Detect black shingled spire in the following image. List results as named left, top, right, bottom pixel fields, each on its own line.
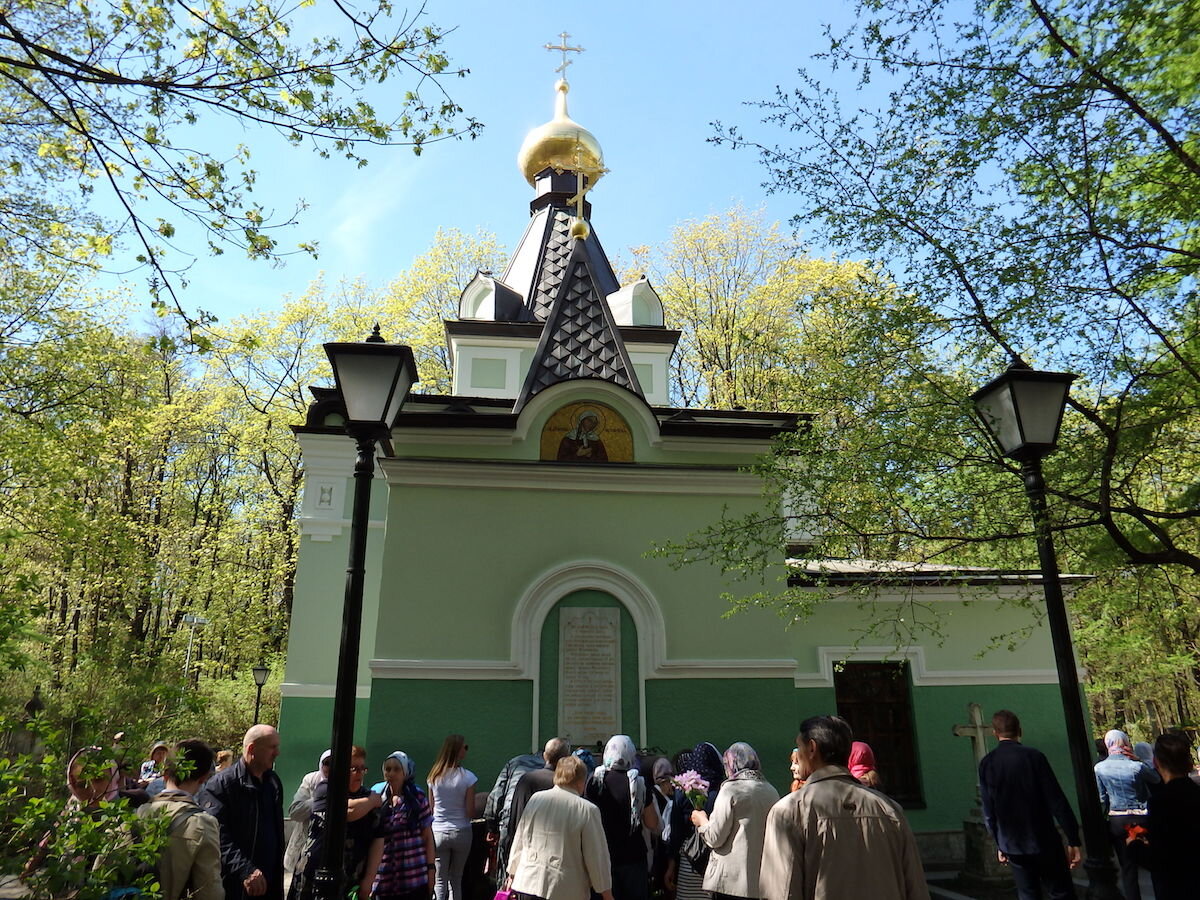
left=515, top=237, right=642, bottom=411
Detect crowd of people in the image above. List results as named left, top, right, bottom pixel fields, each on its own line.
left=16, top=711, right=1200, bottom=900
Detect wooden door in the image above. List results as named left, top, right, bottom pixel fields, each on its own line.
left=833, top=661, right=923, bottom=806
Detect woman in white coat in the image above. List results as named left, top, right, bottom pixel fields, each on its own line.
left=689, top=743, right=779, bottom=900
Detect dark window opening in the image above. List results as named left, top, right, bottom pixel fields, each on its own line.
left=833, top=660, right=924, bottom=808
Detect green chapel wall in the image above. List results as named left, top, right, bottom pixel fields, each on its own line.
left=537, top=590, right=640, bottom=746
left=370, top=478, right=1056, bottom=674
left=643, top=679, right=1073, bottom=834
left=372, top=481, right=789, bottom=664
left=904, top=682, right=1071, bottom=831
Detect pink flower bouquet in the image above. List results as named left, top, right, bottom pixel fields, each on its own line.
left=671, top=769, right=710, bottom=810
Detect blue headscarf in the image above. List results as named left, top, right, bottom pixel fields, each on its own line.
left=380, top=750, right=423, bottom=828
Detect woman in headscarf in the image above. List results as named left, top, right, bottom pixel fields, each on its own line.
left=585, top=735, right=660, bottom=900
left=367, top=750, right=436, bottom=900
left=667, top=742, right=726, bottom=900
left=286, top=749, right=331, bottom=876
left=649, top=757, right=676, bottom=900
left=1094, top=728, right=1160, bottom=900
left=848, top=741, right=881, bottom=788
left=688, top=743, right=779, bottom=900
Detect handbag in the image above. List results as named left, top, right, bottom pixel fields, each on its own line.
left=681, top=828, right=710, bottom=874
left=493, top=890, right=513, bottom=900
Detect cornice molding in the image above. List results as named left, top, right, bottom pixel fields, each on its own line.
left=377, top=457, right=763, bottom=495
left=281, top=682, right=371, bottom=699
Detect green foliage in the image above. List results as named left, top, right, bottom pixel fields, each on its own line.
left=714, top=0, right=1199, bottom=574
left=0, top=723, right=169, bottom=900
left=695, top=0, right=1200, bottom=727
left=0, top=0, right=481, bottom=320
left=0, top=228, right=502, bottom=743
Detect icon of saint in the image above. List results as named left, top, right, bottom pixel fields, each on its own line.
left=557, top=409, right=608, bottom=461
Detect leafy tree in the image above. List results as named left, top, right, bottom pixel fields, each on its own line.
left=628, top=206, right=891, bottom=411
left=0, top=227, right=505, bottom=741
left=688, top=0, right=1200, bottom=726
left=713, top=0, right=1200, bottom=577
left=0, top=0, right=481, bottom=325
left=0, top=721, right=169, bottom=900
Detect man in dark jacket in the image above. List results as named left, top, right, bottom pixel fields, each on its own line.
left=1128, top=732, right=1200, bottom=899
left=483, top=751, right=544, bottom=883
left=199, top=724, right=285, bottom=900
left=979, top=710, right=1081, bottom=900
left=508, top=738, right=571, bottom=839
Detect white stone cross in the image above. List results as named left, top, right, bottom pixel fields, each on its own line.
left=953, top=701, right=992, bottom=781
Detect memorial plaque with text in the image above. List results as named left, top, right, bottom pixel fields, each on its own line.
left=559, top=607, right=621, bottom=746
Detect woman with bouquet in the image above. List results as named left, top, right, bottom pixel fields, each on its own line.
left=667, top=743, right=725, bottom=900
left=689, top=744, right=778, bottom=900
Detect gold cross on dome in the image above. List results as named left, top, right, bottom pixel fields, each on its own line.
left=544, top=32, right=584, bottom=77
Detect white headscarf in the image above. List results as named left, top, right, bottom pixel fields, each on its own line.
left=1104, top=729, right=1132, bottom=754
left=591, top=734, right=646, bottom=834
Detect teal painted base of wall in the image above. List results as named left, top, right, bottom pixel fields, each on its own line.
left=906, top=683, right=1071, bottom=831
left=277, top=696, right=370, bottom=795
left=365, top=679, right=535, bottom=796
left=646, top=678, right=815, bottom=790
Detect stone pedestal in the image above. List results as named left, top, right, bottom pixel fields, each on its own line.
left=959, top=807, right=1012, bottom=888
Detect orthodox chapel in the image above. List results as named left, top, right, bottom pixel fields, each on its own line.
left=280, top=64, right=1075, bottom=861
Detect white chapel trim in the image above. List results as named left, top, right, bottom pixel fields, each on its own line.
left=791, top=645, right=1066, bottom=688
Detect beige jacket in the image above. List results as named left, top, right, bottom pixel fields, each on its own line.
left=138, top=790, right=225, bottom=900
left=509, top=786, right=612, bottom=900
left=699, top=776, right=780, bottom=897
left=759, top=767, right=929, bottom=900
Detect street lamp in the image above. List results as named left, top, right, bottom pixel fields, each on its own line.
left=972, top=361, right=1120, bottom=900
left=313, top=326, right=417, bottom=900
left=252, top=664, right=270, bottom=724
left=182, top=614, right=210, bottom=685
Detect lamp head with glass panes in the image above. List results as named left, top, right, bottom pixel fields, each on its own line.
left=323, top=325, right=418, bottom=442
left=971, top=362, right=1076, bottom=462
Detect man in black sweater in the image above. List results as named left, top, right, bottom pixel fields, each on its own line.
left=1128, top=732, right=1200, bottom=899
left=978, top=710, right=1081, bottom=900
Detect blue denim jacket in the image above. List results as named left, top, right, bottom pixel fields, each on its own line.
left=1094, top=753, right=1160, bottom=813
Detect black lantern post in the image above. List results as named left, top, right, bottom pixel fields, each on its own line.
left=313, top=326, right=417, bottom=900
left=972, top=361, right=1120, bottom=899
left=251, top=664, right=270, bottom=724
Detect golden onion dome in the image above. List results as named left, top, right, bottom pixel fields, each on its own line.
left=517, top=79, right=605, bottom=187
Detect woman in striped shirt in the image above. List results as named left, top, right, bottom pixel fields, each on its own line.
left=367, top=751, right=436, bottom=900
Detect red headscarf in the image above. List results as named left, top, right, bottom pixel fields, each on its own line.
left=848, top=741, right=877, bottom=779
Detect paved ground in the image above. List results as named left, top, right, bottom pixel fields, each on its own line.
left=3, top=868, right=1158, bottom=899
left=927, top=868, right=1156, bottom=899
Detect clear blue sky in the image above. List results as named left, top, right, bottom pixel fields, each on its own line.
left=110, top=0, right=860, bottom=325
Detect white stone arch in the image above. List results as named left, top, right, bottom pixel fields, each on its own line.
left=512, top=560, right=665, bottom=748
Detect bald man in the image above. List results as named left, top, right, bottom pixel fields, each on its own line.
left=199, top=725, right=285, bottom=900
left=508, top=738, right=572, bottom=839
